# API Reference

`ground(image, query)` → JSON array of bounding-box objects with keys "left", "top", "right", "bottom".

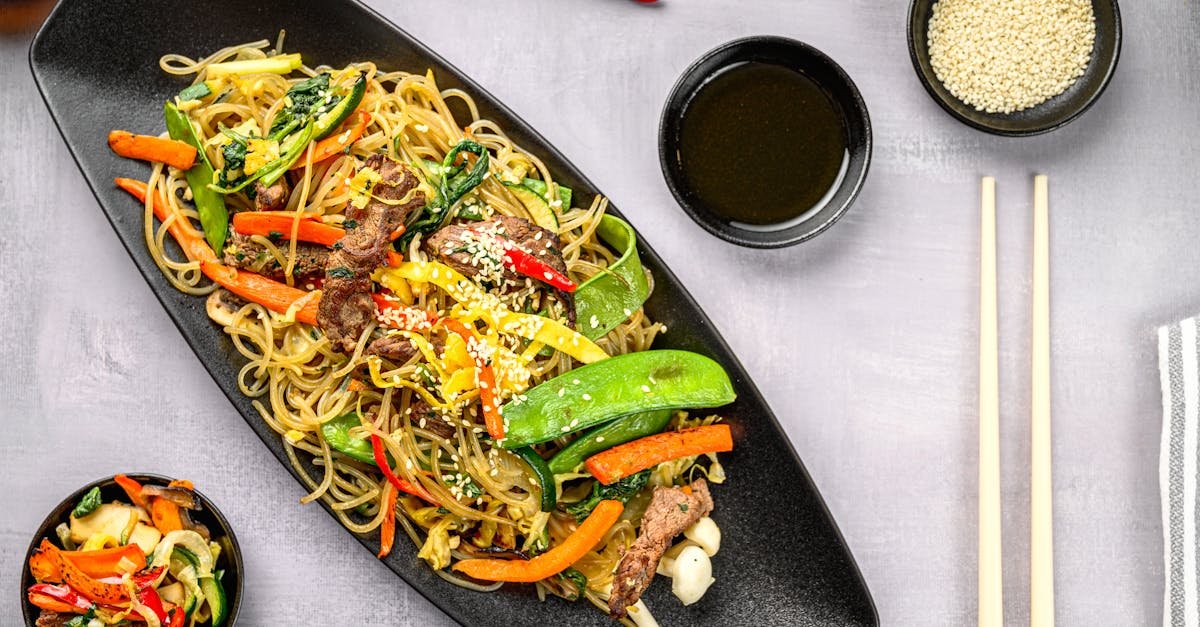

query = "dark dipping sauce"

[{"left": 677, "top": 62, "right": 848, "bottom": 228}]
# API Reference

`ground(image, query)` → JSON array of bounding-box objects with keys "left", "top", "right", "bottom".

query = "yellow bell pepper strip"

[
  {"left": 200, "top": 261, "right": 320, "bottom": 325},
  {"left": 370, "top": 433, "right": 438, "bottom": 504},
  {"left": 500, "top": 350, "right": 735, "bottom": 449},
  {"left": 377, "top": 483, "right": 398, "bottom": 559},
  {"left": 39, "top": 541, "right": 128, "bottom": 604},
  {"left": 204, "top": 53, "right": 302, "bottom": 78},
  {"left": 375, "top": 261, "right": 607, "bottom": 364},
  {"left": 452, "top": 500, "right": 623, "bottom": 582},
  {"left": 114, "top": 178, "right": 217, "bottom": 264},
  {"left": 164, "top": 102, "right": 229, "bottom": 253},
  {"left": 503, "top": 247, "right": 576, "bottom": 293},
  {"left": 585, "top": 424, "right": 734, "bottom": 485},
  {"left": 29, "top": 544, "right": 146, "bottom": 583},
  {"left": 440, "top": 318, "right": 505, "bottom": 440},
  {"left": 107, "top": 131, "right": 196, "bottom": 170}
]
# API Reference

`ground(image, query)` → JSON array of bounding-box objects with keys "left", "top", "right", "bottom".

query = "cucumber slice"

[
  {"left": 522, "top": 178, "right": 572, "bottom": 212},
  {"left": 313, "top": 73, "right": 366, "bottom": 140},
  {"left": 504, "top": 182, "right": 558, "bottom": 230},
  {"left": 200, "top": 574, "right": 229, "bottom": 626}
]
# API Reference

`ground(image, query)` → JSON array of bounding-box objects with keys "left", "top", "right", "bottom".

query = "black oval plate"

[
  {"left": 19, "top": 474, "right": 243, "bottom": 626},
  {"left": 29, "top": 1, "right": 877, "bottom": 624}
]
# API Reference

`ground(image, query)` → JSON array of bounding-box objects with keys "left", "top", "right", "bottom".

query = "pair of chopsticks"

[{"left": 979, "top": 175, "right": 1053, "bottom": 627}]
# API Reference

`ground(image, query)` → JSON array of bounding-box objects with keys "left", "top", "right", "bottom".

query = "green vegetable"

[
  {"left": 513, "top": 446, "right": 556, "bottom": 512},
  {"left": 313, "top": 72, "right": 366, "bottom": 140},
  {"left": 558, "top": 567, "right": 588, "bottom": 601},
  {"left": 211, "top": 121, "right": 315, "bottom": 193},
  {"left": 169, "top": 544, "right": 227, "bottom": 625},
  {"left": 177, "top": 82, "right": 212, "bottom": 102},
  {"left": 63, "top": 608, "right": 97, "bottom": 627},
  {"left": 500, "top": 350, "right": 735, "bottom": 448},
  {"left": 269, "top": 72, "right": 337, "bottom": 140},
  {"left": 164, "top": 102, "right": 230, "bottom": 253},
  {"left": 200, "top": 571, "right": 228, "bottom": 625},
  {"left": 565, "top": 470, "right": 649, "bottom": 522},
  {"left": 54, "top": 523, "right": 75, "bottom": 551},
  {"left": 71, "top": 486, "right": 102, "bottom": 519},
  {"left": 522, "top": 177, "right": 572, "bottom": 212},
  {"left": 401, "top": 139, "right": 490, "bottom": 247},
  {"left": 576, "top": 215, "right": 650, "bottom": 340},
  {"left": 547, "top": 410, "right": 673, "bottom": 474},
  {"left": 503, "top": 181, "right": 557, "bottom": 230},
  {"left": 320, "top": 412, "right": 375, "bottom": 464}
]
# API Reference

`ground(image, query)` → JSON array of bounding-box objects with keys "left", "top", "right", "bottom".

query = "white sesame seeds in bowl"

[{"left": 907, "top": 0, "right": 1122, "bottom": 136}]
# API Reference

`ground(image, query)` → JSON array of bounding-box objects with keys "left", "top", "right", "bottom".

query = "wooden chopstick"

[
  {"left": 1030, "top": 174, "right": 1054, "bottom": 626},
  {"left": 979, "top": 176, "right": 1004, "bottom": 627}
]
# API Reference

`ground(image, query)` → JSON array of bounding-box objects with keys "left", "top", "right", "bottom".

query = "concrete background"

[{"left": 1, "top": 1, "right": 1194, "bottom": 624}]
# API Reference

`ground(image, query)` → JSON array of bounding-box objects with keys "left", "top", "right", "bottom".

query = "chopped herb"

[
  {"left": 678, "top": 503, "right": 689, "bottom": 513},
  {"left": 327, "top": 267, "right": 355, "bottom": 279},
  {"left": 333, "top": 241, "right": 344, "bottom": 250},
  {"left": 436, "top": 506, "right": 451, "bottom": 515},
  {"left": 267, "top": 230, "right": 284, "bottom": 244},
  {"left": 71, "top": 486, "right": 102, "bottom": 519},
  {"left": 343, "top": 219, "right": 359, "bottom": 230}
]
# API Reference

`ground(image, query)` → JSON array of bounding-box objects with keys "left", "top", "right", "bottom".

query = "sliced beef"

[
  {"left": 252, "top": 177, "right": 290, "bottom": 211},
  {"left": 318, "top": 154, "right": 425, "bottom": 352},
  {"left": 222, "top": 231, "right": 329, "bottom": 282},
  {"left": 35, "top": 611, "right": 69, "bottom": 627},
  {"left": 408, "top": 398, "right": 456, "bottom": 439},
  {"left": 366, "top": 334, "right": 418, "bottom": 363},
  {"left": 608, "top": 479, "right": 714, "bottom": 618},
  {"left": 424, "top": 216, "right": 566, "bottom": 283}
]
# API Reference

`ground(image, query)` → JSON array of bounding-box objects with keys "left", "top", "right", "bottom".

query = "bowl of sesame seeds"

[{"left": 908, "top": 0, "right": 1121, "bottom": 136}]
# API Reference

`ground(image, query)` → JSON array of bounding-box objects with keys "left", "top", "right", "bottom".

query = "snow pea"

[
  {"left": 576, "top": 215, "right": 650, "bottom": 340},
  {"left": 163, "top": 101, "right": 229, "bottom": 253},
  {"left": 500, "top": 350, "right": 735, "bottom": 449}
]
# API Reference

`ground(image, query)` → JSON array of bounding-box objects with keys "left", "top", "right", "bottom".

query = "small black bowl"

[
  {"left": 659, "top": 36, "right": 872, "bottom": 249},
  {"left": 20, "top": 474, "right": 243, "bottom": 626},
  {"left": 908, "top": 0, "right": 1121, "bottom": 136}
]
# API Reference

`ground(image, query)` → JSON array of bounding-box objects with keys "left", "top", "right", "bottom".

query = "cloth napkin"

[{"left": 1160, "top": 317, "right": 1200, "bottom": 626}]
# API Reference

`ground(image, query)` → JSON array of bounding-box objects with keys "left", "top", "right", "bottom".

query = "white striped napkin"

[{"left": 1160, "top": 317, "right": 1200, "bottom": 626}]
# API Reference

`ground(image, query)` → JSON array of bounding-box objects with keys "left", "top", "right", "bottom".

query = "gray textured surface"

[{"left": 0, "top": 1, "right": 1190, "bottom": 624}]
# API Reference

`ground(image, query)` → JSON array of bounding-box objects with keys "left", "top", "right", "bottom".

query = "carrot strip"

[
  {"left": 115, "top": 177, "right": 217, "bottom": 263},
  {"left": 440, "top": 319, "right": 504, "bottom": 440},
  {"left": 376, "top": 483, "right": 398, "bottom": 559},
  {"left": 585, "top": 424, "right": 733, "bottom": 485},
  {"left": 108, "top": 131, "right": 196, "bottom": 170},
  {"left": 370, "top": 433, "right": 437, "bottom": 504},
  {"left": 232, "top": 212, "right": 346, "bottom": 247},
  {"left": 40, "top": 541, "right": 128, "bottom": 604},
  {"left": 291, "top": 111, "right": 371, "bottom": 169},
  {"left": 453, "top": 500, "right": 623, "bottom": 582},
  {"left": 29, "top": 544, "right": 146, "bottom": 583},
  {"left": 113, "top": 474, "right": 149, "bottom": 511},
  {"left": 199, "top": 262, "right": 320, "bottom": 325},
  {"left": 149, "top": 497, "right": 184, "bottom": 534}
]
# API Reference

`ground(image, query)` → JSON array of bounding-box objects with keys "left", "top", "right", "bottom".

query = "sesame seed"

[{"left": 581, "top": 393, "right": 592, "bottom": 401}]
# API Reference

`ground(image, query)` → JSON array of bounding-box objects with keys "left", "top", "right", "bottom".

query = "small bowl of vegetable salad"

[{"left": 20, "top": 474, "right": 242, "bottom": 626}]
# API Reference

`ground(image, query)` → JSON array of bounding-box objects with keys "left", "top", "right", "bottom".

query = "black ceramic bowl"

[
  {"left": 20, "top": 474, "right": 243, "bottom": 626},
  {"left": 908, "top": 0, "right": 1121, "bottom": 136},
  {"left": 659, "top": 36, "right": 872, "bottom": 249}
]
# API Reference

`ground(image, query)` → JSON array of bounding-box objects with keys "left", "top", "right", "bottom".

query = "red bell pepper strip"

[
  {"left": 167, "top": 606, "right": 186, "bottom": 627},
  {"left": 376, "top": 483, "right": 398, "bottom": 559},
  {"left": 27, "top": 583, "right": 93, "bottom": 613},
  {"left": 370, "top": 433, "right": 437, "bottom": 504},
  {"left": 502, "top": 247, "right": 576, "bottom": 293},
  {"left": 132, "top": 566, "right": 168, "bottom": 622},
  {"left": 440, "top": 319, "right": 504, "bottom": 440}
]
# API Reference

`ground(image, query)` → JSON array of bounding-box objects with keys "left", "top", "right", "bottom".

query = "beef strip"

[
  {"left": 252, "top": 177, "right": 290, "bottom": 211},
  {"left": 424, "top": 216, "right": 566, "bottom": 283},
  {"left": 408, "top": 398, "right": 457, "bottom": 439},
  {"left": 222, "top": 231, "right": 329, "bottom": 282},
  {"left": 35, "top": 611, "right": 69, "bottom": 627},
  {"left": 608, "top": 479, "right": 714, "bottom": 618},
  {"left": 318, "top": 154, "right": 425, "bottom": 352},
  {"left": 366, "top": 333, "right": 418, "bottom": 363}
]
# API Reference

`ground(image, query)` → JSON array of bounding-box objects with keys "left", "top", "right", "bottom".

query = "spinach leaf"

[
  {"left": 565, "top": 470, "right": 650, "bottom": 522},
  {"left": 269, "top": 72, "right": 338, "bottom": 139},
  {"left": 72, "top": 486, "right": 102, "bottom": 519},
  {"left": 559, "top": 567, "right": 588, "bottom": 601}
]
